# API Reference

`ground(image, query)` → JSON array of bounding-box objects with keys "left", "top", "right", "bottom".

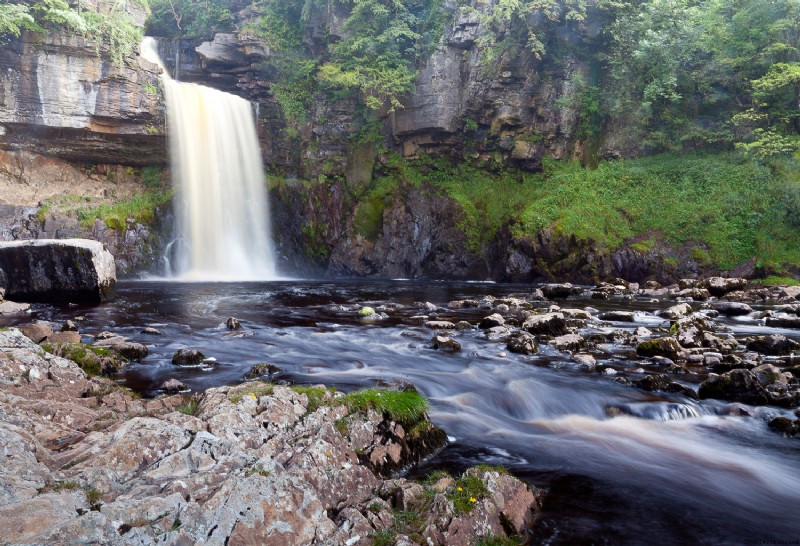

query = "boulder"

[
  {"left": 766, "top": 316, "right": 800, "bottom": 329},
  {"left": 0, "top": 239, "right": 115, "bottom": 304},
  {"left": 0, "top": 301, "right": 31, "bottom": 315},
  {"left": 172, "top": 349, "right": 207, "bottom": 366},
  {"left": 659, "top": 303, "right": 692, "bottom": 320},
  {"left": 698, "top": 369, "right": 769, "bottom": 405},
  {"left": 598, "top": 311, "right": 635, "bottom": 322},
  {"left": 479, "top": 313, "right": 505, "bottom": 329},
  {"left": 552, "top": 334, "right": 586, "bottom": 352},
  {"left": 704, "top": 277, "right": 747, "bottom": 297},
  {"left": 674, "top": 288, "right": 710, "bottom": 301},
  {"left": 507, "top": 333, "right": 537, "bottom": 355},
  {"left": 46, "top": 331, "right": 81, "bottom": 344},
  {"left": 160, "top": 379, "right": 188, "bottom": 394},
  {"left": 225, "top": 317, "right": 242, "bottom": 330},
  {"left": 746, "top": 334, "right": 800, "bottom": 356},
  {"left": 431, "top": 335, "right": 461, "bottom": 353},
  {"left": 19, "top": 323, "right": 54, "bottom": 344},
  {"left": 522, "top": 312, "right": 567, "bottom": 336},
  {"left": 636, "top": 337, "right": 683, "bottom": 359},
  {"left": 540, "top": 283, "right": 581, "bottom": 299},
  {"left": 712, "top": 302, "right": 753, "bottom": 316}
]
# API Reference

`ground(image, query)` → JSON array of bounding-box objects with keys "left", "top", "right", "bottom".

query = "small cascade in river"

[{"left": 140, "top": 37, "right": 277, "bottom": 281}]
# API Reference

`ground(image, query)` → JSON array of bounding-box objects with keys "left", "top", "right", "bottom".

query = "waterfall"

[{"left": 140, "top": 37, "right": 277, "bottom": 281}]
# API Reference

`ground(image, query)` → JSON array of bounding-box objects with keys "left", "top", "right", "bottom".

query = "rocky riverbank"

[{"left": 0, "top": 327, "right": 540, "bottom": 546}]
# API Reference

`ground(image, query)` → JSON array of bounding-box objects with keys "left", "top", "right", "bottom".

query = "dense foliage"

[
  {"left": 475, "top": 0, "right": 800, "bottom": 156},
  {"left": 145, "top": 0, "right": 233, "bottom": 39},
  {"left": 0, "top": 0, "right": 142, "bottom": 67},
  {"left": 357, "top": 151, "right": 800, "bottom": 271}
]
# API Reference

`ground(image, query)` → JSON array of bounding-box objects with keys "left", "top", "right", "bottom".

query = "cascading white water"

[{"left": 140, "top": 37, "right": 277, "bottom": 281}]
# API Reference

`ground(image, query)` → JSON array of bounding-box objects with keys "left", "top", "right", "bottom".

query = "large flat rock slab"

[{"left": 0, "top": 239, "right": 115, "bottom": 304}]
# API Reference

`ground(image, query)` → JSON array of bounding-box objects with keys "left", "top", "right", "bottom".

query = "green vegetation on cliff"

[
  {"left": 0, "top": 0, "right": 142, "bottom": 66},
  {"left": 365, "top": 151, "right": 800, "bottom": 271}
]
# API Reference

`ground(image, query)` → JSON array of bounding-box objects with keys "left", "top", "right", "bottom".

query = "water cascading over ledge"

[{"left": 140, "top": 38, "right": 277, "bottom": 281}]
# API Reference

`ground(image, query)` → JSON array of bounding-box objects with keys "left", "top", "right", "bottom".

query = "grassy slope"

[{"left": 361, "top": 151, "right": 800, "bottom": 272}]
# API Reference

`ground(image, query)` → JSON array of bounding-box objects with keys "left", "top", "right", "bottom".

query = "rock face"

[
  {"left": 0, "top": 239, "right": 116, "bottom": 304},
  {"left": 0, "top": 327, "right": 541, "bottom": 546},
  {"left": 0, "top": 31, "right": 165, "bottom": 165}
]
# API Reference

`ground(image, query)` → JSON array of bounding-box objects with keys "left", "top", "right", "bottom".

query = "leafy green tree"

[{"left": 146, "top": 0, "right": 233, "bottom": 39}]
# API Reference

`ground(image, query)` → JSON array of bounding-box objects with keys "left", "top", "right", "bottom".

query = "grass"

[
  {"left": 752, "top": 276, "right": 800, "bottom": 286},
  {"left": 290, "top": 385, "right": 333, "bottom": 412},
  {"left": 41, "top": 343, "right": 123, "bottom": 377},
  {"left": 475, "top": 536, "right": 523, "bottom": 546},
  {"left": 342, "top": 389, "right": 429, "bottom": 426},
  {"left": 177, "top": 397, "right": 200, "bottom": 416},
  {"left": 78, "top": 189, "right": 173, "bottom": 230},
  {"left": 450, "top": 473, "right": 489, "bottom": 513},
  {"left": 229, "top": 382, "right": 275, "bottom": 404},
  {"left": 245, "top": 467, "right": 272, "bottom": 478}
]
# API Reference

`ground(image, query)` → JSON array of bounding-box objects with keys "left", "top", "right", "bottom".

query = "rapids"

[{"left": 7, "top": 279, "right": 800, "bottom": 544}]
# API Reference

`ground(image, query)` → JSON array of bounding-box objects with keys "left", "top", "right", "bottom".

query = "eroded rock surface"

[{"left": 0, "top": 328, "right": 540, "bottom": 545}]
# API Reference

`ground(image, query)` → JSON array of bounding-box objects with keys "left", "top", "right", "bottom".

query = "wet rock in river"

[
  {"left": 507, "top": 332, "right": 537, "bottom": 355},
  {"left": 522, "top": 312, "right": 567, "bottom": 337},
  {"left": 704, "top": 276, "right": 748, "bottom": 297},
  {"left": 713, "top": 302, "right": 753, "bottom": 316},
  {"left": 746, "top": 334, "right": 800, "bottom": 356},
  {"left": 60, "top": 320, "right": 78, "bottom": 332},
  {"left": 225, "top": 317, "right": 241, "bottom": 330},
  {"left": 573, "top": 354, "right": 596, "bottom": 369},
  {"left": 552, "top": 334, "right": 586, "bottom": 352},
  {"left": 160, "top": 379, "right": 188, "bottom": 393},
  {"left": 768, "top": 416, "right": 800, "bottom": 437},
  {"left": 432, "top": 335, "right": 461, "bottom": 353},
  {"left": 479, "top": 313, "right": 505, "bottom": 329},
  {"left": 599, "top": 311, "right": 635, "bottom": 322},
  {"left": 540, "top": 283, "right": 581, "bottom": 299},
  {"left": 447, "top": 299, "right": 479, "bottom": 309},
  {"left": 244, "top": 363, "right": 281, "bottom": 380},
  {"left": 636, "top": 337, "right": 683, "bottom": 359},
  {"left": 699, "top": 369, "right": 773, "bottom": 406},
  {"left": 659, "top": 303, "right": 693, "bottom": 320},
  {"left": 765, "top": 316, "right": 800, "bottom": 329},
  {"left": 675, "top": 288, "right": 710, "bottom": 301},
  {"left": 140, "top": 327, "right": 163, "bottom": 335},
  {"left": 172, "top": 348, "right": 207, "bottom": 366},
  {"left": 425, "top": 320, "right": 457, "bottom": 330}
]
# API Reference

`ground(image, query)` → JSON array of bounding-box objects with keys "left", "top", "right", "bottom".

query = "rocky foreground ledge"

[{"left": 0, "top": 328, "right": 539, "bottom": 546}]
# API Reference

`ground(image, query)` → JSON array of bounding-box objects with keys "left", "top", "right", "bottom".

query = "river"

[{"left": 8, "top": 279, "right": 800, "bottom": 545}]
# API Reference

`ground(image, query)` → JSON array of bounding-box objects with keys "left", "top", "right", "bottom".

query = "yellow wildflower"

[
  {"left": 469, "top": 497, "right": 477, "bottom": 503},
  {"left": 457, "top": 487, "right": 463, "bottom": 492}
]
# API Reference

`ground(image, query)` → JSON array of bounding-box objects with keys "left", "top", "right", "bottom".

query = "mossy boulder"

[{"left": 636, "top": 337, "right": 683, "bottom": 359}]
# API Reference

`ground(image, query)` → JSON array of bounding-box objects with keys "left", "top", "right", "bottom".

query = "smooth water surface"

[{"left": 8, "top": 279, "right": 800, "bottom": 545}]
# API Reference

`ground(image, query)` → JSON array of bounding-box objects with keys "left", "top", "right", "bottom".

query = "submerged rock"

[{"left": 0, "top": 239, "right": 116, "bottom": 304}]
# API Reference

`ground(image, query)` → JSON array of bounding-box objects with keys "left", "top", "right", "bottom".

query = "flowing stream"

[
  {"left": 140, "top": 38, "right": 276, "bottom": 280},
  {"left": 8, "top": 279, "right": 800, "bottom": 545}
]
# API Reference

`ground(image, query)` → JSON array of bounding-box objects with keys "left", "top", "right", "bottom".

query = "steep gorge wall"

[{"left": 0, "top": 2, "right": 703, "bottom": 282}]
